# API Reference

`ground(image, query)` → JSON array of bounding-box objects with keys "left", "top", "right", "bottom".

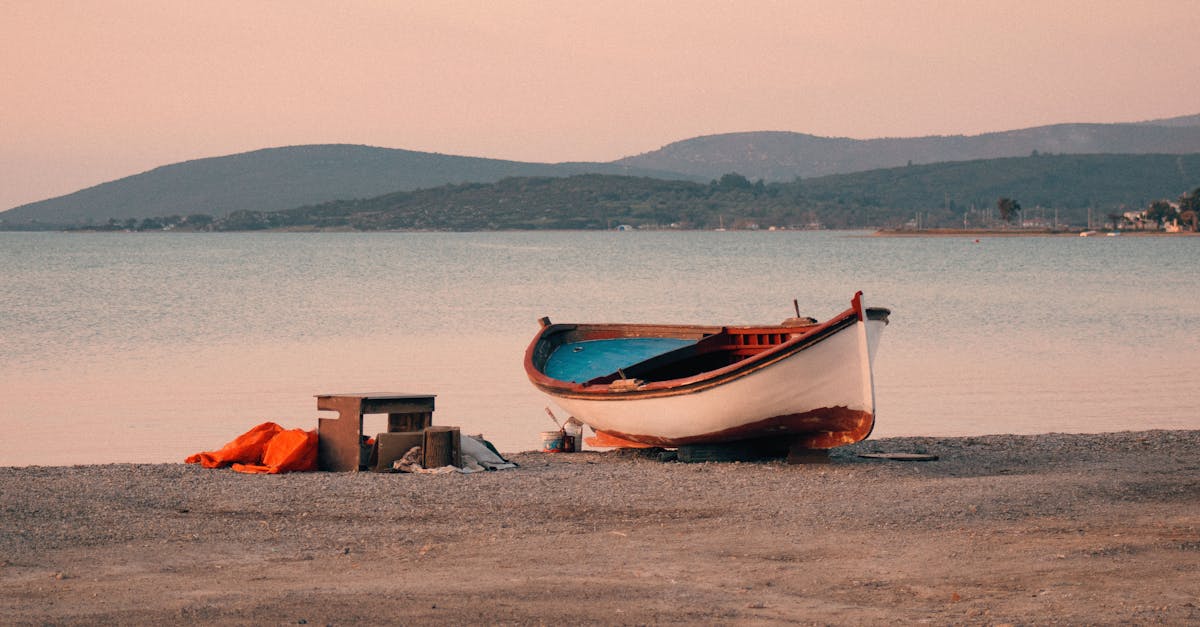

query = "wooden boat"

[{"left": 523, "top": 292, "right": 890, "bottom": 450}]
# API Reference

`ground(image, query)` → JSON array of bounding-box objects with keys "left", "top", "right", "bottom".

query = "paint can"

[{"left": 540, "top": 430, "right": 564, "bottom": 453}]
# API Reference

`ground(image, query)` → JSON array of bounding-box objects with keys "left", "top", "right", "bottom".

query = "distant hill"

[
  {"left": 1132, "top": 113, "right": 1200, "bottom": 127},
  {"left": 0, "top": 144, "right": 695, "bottom": 225},
  {"left": 615, "top": 115, "right": 1200, "bottom": 181},
  {"left": 201, "top": 153, "right": 1198, "bottom": 231},
  {"left": 5, "top": 113, "right": 1198, "bottom": 227}
]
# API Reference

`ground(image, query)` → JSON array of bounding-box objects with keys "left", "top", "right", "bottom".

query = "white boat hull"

[{"left": 525, "top": 293, "right": 889, "bottom": 449}]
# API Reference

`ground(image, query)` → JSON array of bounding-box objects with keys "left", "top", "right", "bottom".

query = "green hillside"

[
  {"left": 0, "top": 144, "right": 694, "bottom": 225},
  {"left": 6, "top": 114, "right": 1197, "bottom": 228},
  {"left": 183, "top": 153, "right": 1200, "bottom": 231},
  {"left": 796, "top": 153, "right": 1200, "bottom": 226}
]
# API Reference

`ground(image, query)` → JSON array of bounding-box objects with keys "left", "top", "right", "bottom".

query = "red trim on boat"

[{"left": 593, "top": 406, "right": 875, "bottom": 449}]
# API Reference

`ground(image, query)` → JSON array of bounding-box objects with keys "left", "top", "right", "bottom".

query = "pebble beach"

[{"left": 3, "top": 430, "right": 1199, "bottom": 624}]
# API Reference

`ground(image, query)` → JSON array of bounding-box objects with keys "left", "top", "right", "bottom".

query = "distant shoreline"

[
  {"left": 4, "top": 225, "right": 1197, "bottom": 236},
  {"left": 872, "top": 228, "right": 1198, "bottom": 237}
]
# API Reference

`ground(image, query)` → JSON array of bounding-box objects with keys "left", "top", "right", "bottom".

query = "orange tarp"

[{"left": 186, "top": 422, "right": 318, "bottom": 474}]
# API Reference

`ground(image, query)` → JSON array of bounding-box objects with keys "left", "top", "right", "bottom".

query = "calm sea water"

[{"left": 2, "top": 230, "right": 1197, "bottom": 466}]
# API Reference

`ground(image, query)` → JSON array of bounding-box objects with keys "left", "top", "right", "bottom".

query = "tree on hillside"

[
  {"left": 1181, "top": 210, "right": 1198, "bottom": 232},
  {"left": 997, "top": 197, "right": 1022, "bottom": 224},
  {"left": 1180, "top": 187, "right": 1200, "bottom": 210},
  {"left": 1180, "top": 188, "right": 1200, "bottom": 231},
  {"left": 186, "top": 213, "right": 214, "bottom": 228},
  {"left": 1145, "top": 200, "right": 1178, "bottom": 228},
  {"left": 715, "top": 173, "right": 753, "bottom": 190}
]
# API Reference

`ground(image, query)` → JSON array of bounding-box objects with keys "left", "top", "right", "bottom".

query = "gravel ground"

[{"left": 2, "top": 430, "right": 1199, "bottom": 625}]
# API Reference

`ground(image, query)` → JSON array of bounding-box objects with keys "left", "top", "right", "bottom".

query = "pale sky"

[{"left": 3, "top": 0, "right": 1199, "bottom": 210}]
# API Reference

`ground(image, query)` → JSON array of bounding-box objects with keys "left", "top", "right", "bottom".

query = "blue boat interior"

[{"left": 544, "top": 338, "right": 697, "bottom": 383}]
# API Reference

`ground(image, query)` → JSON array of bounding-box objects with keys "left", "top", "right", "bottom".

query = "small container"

[
  {"left": 562, "top": 422, "right": 583, "bottom": 452},
  {"left": 540, "top": 430, "right": 564, "bottom": 452}
]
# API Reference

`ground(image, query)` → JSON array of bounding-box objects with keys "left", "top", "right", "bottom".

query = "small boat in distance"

[{"left": 524, "top": 292, "right": 890, "bottom": 450}]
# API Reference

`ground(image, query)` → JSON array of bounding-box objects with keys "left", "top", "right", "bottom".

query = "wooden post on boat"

[{"left": 423, "top": 426, "right": 460, "bottom": 469}]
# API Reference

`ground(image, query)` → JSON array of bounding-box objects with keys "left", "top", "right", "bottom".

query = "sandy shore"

[{"left": 3, "top": 430, "right": 1198, "bottom": 625}]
